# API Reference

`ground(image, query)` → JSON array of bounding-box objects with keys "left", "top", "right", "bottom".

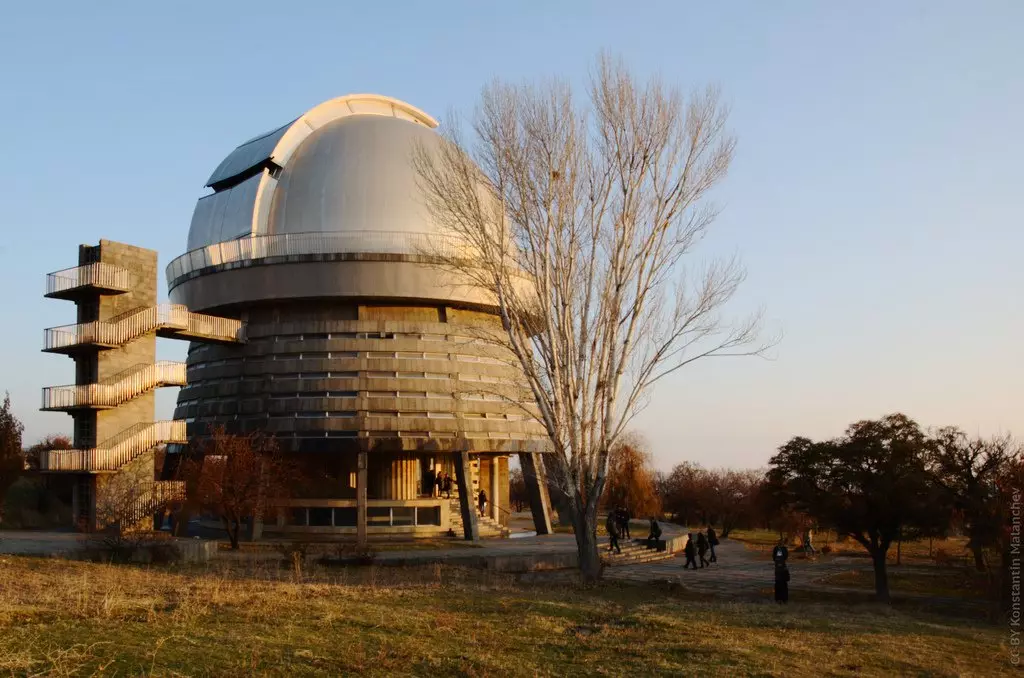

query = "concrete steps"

[
  {"left": 448, "top": 496, "right": 510, "bottom": 538},
  {"left": 601, "top": 539, "right": 677, "bottom": 566}
]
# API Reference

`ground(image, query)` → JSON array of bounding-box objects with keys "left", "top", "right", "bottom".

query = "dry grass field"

[{"left": 0, "top": 555, "right": 1014, "bottom": 677}]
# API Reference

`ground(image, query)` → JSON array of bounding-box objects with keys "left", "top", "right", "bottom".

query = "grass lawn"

[
  {"left": 818, "top": 568, "right": 990, "bottom": 599},
  {"left": 0, "top": 556, "right": 1014, "bottom": 676},
  {"left": 728, "top": 529, "right": 973, "bottom": 566}
]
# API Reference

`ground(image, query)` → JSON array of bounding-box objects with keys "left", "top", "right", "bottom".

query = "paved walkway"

[{"left": 604, "top": 539, "right": 864, "bottom": 598}]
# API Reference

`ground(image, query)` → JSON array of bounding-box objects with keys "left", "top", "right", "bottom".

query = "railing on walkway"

[
  {"left": 166, "top": 230, "right": 474, "bottom": 284},
  {"left": 46, "top": 262, "right": 131, "bottom": 297},
  {"left": 120, "top": 481, "right": 187, "bottom": 528},
  {"left": 42, "top": 361, "right": 187, "bottom": 410},
  {"left": 43, "top": 304, "right": 244, "bottom": 351},
  {"left": 39, "top": 420, "right": 187, "bottom": 472}
]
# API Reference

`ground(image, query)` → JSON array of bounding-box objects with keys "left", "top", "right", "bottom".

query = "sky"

[{"left": 0, "top": 1, "right": 1020, "bottom": 471}]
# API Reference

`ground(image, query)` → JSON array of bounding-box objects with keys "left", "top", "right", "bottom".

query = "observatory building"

[{"left": 41, "top": 94, "right": 554, "bottom": 540}]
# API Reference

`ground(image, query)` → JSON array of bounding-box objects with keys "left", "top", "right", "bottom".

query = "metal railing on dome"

[
  {"left": 43, "top": 304, "right": 244, "bottom": 351},
  {"left": 165, "top": 230, "right": 474, "bottom": 284},
  {"left": 42, "top": 361, "right": 187, "bottom": 410},
  {"left": 38, "top": 420, "right": 187, "bottom": 472},
  {"left": 46, "top": 262, "right": 131, "bottom": 296}
]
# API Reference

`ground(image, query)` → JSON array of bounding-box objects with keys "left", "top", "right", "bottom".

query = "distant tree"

[
  {"left": 185, "top": 428, "right": 297, "bottom": 549},
  {"left": 768, "top": 414, "right": 949, "bottom": 602},
  {"left": 23, "top": 434, "right": 73, "bottom": 472},
  {"left": 701, "top": 468, "right": 762, "bottom": 537},
  {"left": 929, "top": 429, "right": 1019, "bottom": 572},
  {"left": 602, "top": 435, "right": 662, "bottom": 518},
  {"left": 0, "top": 394, "right": 25, "bottom": 522},
  {"left": 509, "top": 467, "right": 528, "bottom": 512},
  {"left": 659, "top": 462, "right": 707, "bottom": 526},
  {"left": 658, "top": 462, "right": 761, "bottom": 535}
]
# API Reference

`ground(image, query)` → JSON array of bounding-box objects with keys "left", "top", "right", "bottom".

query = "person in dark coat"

[
  {"left": 772, "top": 539, "right": 789, "bottom": 565},
  {"left": 683, "top": 533, "right": 698, "bottom": 569},
  {"left": 442, "top": 474, "right": 452, "bottom": 499},
  {"left": 434, "top": 471, "right": 443, "bottom": 497},
  {"left": 478, "top": 489, "right": 488, "bottom": 516},
  {"left": 606, "top": 513, "right": 621, "bottom": 554},
  {"left": 619, "top": 507, "right": 632, "bottom": 539},
  {"left": 706, "top": 527, "right": 719, "bottom": 563},
  {"left": 696, "top": 532, "right": 710, "bottom": 568},
  {"left": 647, "top": 517, "right": 662, "bottom": 547},
  {"left": 774, "top": 562, "right": 790, "bottom": 603}
]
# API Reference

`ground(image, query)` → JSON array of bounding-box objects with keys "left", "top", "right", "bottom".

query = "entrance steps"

[
  {"left": 447, "top": 495, "right": 510, "bottom": 538},
  {"left": 601, "top": 538, "right": 677, "bottom": 566}
]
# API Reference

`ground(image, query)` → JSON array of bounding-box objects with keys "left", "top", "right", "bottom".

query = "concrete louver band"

[{"left": 176, "top": 303, "right": 547, "bottom": 453}]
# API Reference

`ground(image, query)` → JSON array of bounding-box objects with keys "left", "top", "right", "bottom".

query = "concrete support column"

[
  {"left": 245, "top": 515, "right": 263, "bottom": 541},
  {"left": 455, "top": 450, "right": 479, "bottom": 541},
  {"left": 519, "top": 452, "right": 553, "bottom": 536},
  {"left": 356, "top": 451, "right": 367, "bottom": 548},
  {"left": 490, "top": 456, "right": 500, "bottom": 522}
]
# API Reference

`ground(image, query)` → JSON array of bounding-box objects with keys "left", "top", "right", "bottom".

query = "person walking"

[
  {"left": 802, "top": 528, "right": 816, "bottom": 556},
  {"left": 478, "top": 489, "right": 488, "bottom": 517},
  {"left": 606, "top": 513, "right": 621, "bottom": 554},
  {"left": 442, "top": 474, "right": 452, "bottom": 499},
  {"left": 706, "top": 526, "right": 719, "bottom": 563},
  {"left": 696, "top": 532, "right": 710, "bottom": 568},
  {"left": 774, "top": 562, "right": 790, "bottom": 604},
  {"left": 434, "top": 471, "right": 443, "bottom": 498},
  {"left": 683, "top": 533, "right": 698, "bottom": 570},
  {"left": 620, "top": 507, "right": 632, "bottom": 539}
]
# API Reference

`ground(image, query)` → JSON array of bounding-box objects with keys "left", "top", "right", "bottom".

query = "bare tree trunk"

[
  {"left": 896, "top": 527, "right": 902, "bottom": 566},
  {"left": 573, "top": 506, "right": 602, "bottom": 582},
  {"left": 224, "top": 516, "right": 240, "bottom": 550},
  {"left": 871, "top": 548, "right": 891, "bottom": 602},
  {"left": 971, "top": 544, "right": 986, "bottom": 572}
]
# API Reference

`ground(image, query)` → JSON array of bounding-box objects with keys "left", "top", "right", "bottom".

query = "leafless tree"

[
  {"left": 185, "top": 428, "right": 297, "bottom": 550},
  {"left": 415, "top": 54, "right": 770, "bottom": 580}
]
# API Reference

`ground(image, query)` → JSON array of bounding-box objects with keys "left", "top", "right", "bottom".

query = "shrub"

[{"left": 79, "top": 531, "right": 181, "bottom": 564}]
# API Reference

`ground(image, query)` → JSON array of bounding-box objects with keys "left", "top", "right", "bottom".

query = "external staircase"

[
  {"left": 601, "top": 538, "right": 678, "bottom": 566},
  {"left": 38, "top": 420, "right": 187, "bottom": 472},
  {"left": 43, "top": 303, "right": 244, "bottom": 354},
  {"left": 40, "top": 242, "right": 246, "bottom": 533},
  {"left": 42, "top": 361, "right": 187, "bottom": 411},
  {"left": 120, "top": 481, "right": 187, "bottom": 528},
  {"left": 447, "top": 494, "right": 510, "bottom": 538}
]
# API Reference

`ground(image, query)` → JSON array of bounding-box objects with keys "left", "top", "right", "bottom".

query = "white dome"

[
  {"left": 266, "top": 115, "right": 442, "bottom": 237},
  {"left": 185, "top": 94, "right": 442, "bottom": 252}
]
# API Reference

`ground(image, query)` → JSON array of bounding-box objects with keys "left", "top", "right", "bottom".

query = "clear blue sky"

[{"left": 1, "top": 1, "right": 1020, "bottom": 470}]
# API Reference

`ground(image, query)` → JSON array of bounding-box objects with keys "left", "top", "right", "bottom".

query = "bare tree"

[
  {"left": 185, "top": 428, "right": 296, "bottom": 550},
  {"left": 509, "top": 467, "right": 528, "bottom": 512},
  {"left": 929, "top": 428, "right": 1019, "bottom": 571},
  {"left": 415, "top": 55, "right": 768, "bottom": 580}
]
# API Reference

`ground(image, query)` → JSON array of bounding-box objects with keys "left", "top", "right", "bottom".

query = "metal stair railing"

[
  {"left": 119, "top": 481, "right": 187, "bottom": 528},
  {"left": 39, "top": 420, "right": 187, "bottom": 472},
  {"left": 46, "top": 262, "right": 131, "bottom": 296},
  {"left": 43, "top": 304, "right": 244, "bottom": 351},
  {"left": 42, "top": 361, "right": 186, "bottom": 409}
]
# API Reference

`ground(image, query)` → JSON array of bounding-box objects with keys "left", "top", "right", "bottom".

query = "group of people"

[
  {"left": 604, "top": 506, "right": 633, "bottom": 553},
  {"left": 682, "top": 527, "right": 719, "bottom": 569},
  {"left": 428, "top": 471, "right": 454, "bottom": 499}
]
